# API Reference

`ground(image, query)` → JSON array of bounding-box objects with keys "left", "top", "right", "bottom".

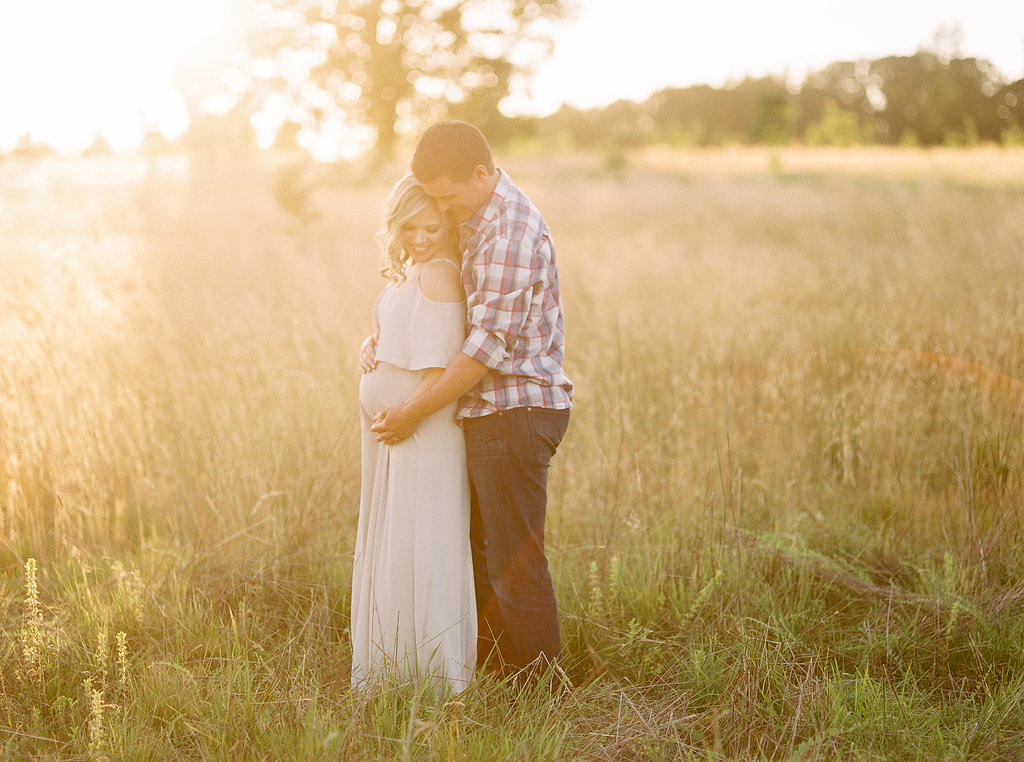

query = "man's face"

[{"left": 420, "top": 167, "right": 491, "bottom": 223}]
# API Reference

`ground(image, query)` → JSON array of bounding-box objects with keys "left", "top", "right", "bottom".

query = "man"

[{"left": 369, "top": 120, "right": 573, "bottom": 676}]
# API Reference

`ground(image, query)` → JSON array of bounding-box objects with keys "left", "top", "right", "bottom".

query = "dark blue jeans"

[{"left": 462, "top": 406, "right": 570, "bottom": 671}]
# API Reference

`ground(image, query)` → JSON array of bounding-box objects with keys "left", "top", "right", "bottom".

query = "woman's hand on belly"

[{"left": 371, "top": 403, "right": 420, "bottom": 445}]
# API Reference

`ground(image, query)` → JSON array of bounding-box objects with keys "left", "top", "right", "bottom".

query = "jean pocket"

[
  {"left": 526, "top": 408, "right": 569, "bottom": 466},
  {"left": 464, "top": 419, "right": 507, "bottom": 462}
]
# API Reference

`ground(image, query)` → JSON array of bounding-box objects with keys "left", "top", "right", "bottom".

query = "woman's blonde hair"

[{"left": 377, "top": 174, "right": 456, "bottom": 283}]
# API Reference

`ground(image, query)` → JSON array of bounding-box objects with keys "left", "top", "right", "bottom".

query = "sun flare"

[{"left": 0, "top": 0, "right": 242, "bottom": 154}]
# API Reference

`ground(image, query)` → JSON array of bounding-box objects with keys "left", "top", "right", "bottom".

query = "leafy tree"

[
  {"left": 750, "top": 86, "right": 798, "bottom": 145},
  {"left": 83, "top": 135, "right": 113, "bottom": 157},
  {"left": 868, "top": 52, "right": 1003, "bottom": 145},
  {"left": 646, "top": 78, "right": 791, "bottom": 146},
  {"left": 795, "top": 60, "right": 876, "bottom": 138},
  {"left": 804, "top": 99, "right": 870, "bottom": 146},
  {"left": 1002, "top": 122, "right": 1024, "bottom": 146},
  {"left": 9, "top": 136, "right": 57, "bottom": 159},
  {"left": 995, "top": 79, "right": 1024, "bottom": 144},
  {"left": 240, "top": 0, "right": 574, "bottom": 157},
  {"left": 796, "top": 51, "right": 1008, "bottom": 146}
]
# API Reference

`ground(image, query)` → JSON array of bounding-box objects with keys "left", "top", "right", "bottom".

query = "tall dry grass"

[{"left": 1, "top": 148, "right": 1023, "bottom": 759}]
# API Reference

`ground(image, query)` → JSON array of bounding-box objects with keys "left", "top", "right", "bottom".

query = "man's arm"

[
  {"left": 359, "top": 335, "right": 379, "bottom": 374},
  {"left": 370, "top": 352, "right": 488, "bottom": 442}
]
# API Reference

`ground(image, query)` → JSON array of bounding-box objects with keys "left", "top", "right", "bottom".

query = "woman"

[{"left": 350, "top": 174, "right": 476, "bottom": 693}]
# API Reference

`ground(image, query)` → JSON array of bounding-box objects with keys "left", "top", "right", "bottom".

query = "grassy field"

[{"left": 1, "top": 146, "right": 1023, "bottom": 760}]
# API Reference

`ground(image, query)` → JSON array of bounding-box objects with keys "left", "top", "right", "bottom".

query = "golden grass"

[
  {"left": 632, "top": 144, "right": 1024, "bottom": 186},
  {"left": 1, "top": 147, "right": 1023, "bottom": 758}
]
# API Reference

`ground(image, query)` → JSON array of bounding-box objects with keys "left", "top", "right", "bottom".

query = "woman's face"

[{"left": 400, "top": 204, "right": 447, "bottom": 264}]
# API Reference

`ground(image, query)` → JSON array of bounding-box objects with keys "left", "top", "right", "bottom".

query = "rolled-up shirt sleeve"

[{"left": 461, "top": 233, "right": 542, "bottom": 370}]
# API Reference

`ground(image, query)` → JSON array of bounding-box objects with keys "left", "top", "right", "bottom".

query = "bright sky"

[
  {"left": 0, "top": 0, "right": 240, "bottom": 154},
  {"left": 511, "top": 0, "right": 1024, "bottom": 115},
  {"left": 1, "top": 0, "right": 1023, "bottom": 154}
]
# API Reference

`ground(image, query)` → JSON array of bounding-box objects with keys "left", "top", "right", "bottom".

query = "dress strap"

[
  {"left": 423, "top": 257, "right": 461, "bottom": 274},
  {"left": 415, "top": 256, "right": 465, "bottom": 304}
]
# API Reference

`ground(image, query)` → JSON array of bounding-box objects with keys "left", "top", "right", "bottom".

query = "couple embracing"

[{"left": 351, "top": 120, "right": 573, "bottom": 693}]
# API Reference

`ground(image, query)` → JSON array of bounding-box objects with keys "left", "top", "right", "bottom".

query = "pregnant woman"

[{"left": 350, "top": 174, "right": 476, "bottom": 693}]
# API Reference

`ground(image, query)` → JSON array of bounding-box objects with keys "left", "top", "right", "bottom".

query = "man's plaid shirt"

[{"left": 457, "top": 170, "right": 573, "bottom": 419}]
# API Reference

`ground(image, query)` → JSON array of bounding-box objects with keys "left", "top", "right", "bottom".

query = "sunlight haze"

[
  {"left": 1, "top": 0, "right": 1022, "bottom": 153},
  {"left": 0, "top": 0, "right": 240, "bottom": 153}
]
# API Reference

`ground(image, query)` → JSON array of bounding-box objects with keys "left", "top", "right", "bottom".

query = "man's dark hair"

[{"left": 411, "top": 120, "right": 494, "bottom": 183}]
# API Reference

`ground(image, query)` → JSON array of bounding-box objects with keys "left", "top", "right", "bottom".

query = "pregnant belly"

[{"left": 358, "top": 362, "right": 427, "bottom": 417}]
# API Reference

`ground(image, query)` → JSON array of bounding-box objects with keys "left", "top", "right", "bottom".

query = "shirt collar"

[{"left": 462, "top": 168, "right": 509, "bottom": 233}]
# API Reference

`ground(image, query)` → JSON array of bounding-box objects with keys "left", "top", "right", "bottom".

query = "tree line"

[
  {"left": 534, "top": 50, "right": 1024, "bottom": 151},
  {"left": 4, "top": 0, "right": 1022, "bottom": 159}
]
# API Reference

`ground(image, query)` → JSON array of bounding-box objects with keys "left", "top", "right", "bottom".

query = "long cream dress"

[{"left": 351, "top": 263, "right": 476, "bottom": 693}]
